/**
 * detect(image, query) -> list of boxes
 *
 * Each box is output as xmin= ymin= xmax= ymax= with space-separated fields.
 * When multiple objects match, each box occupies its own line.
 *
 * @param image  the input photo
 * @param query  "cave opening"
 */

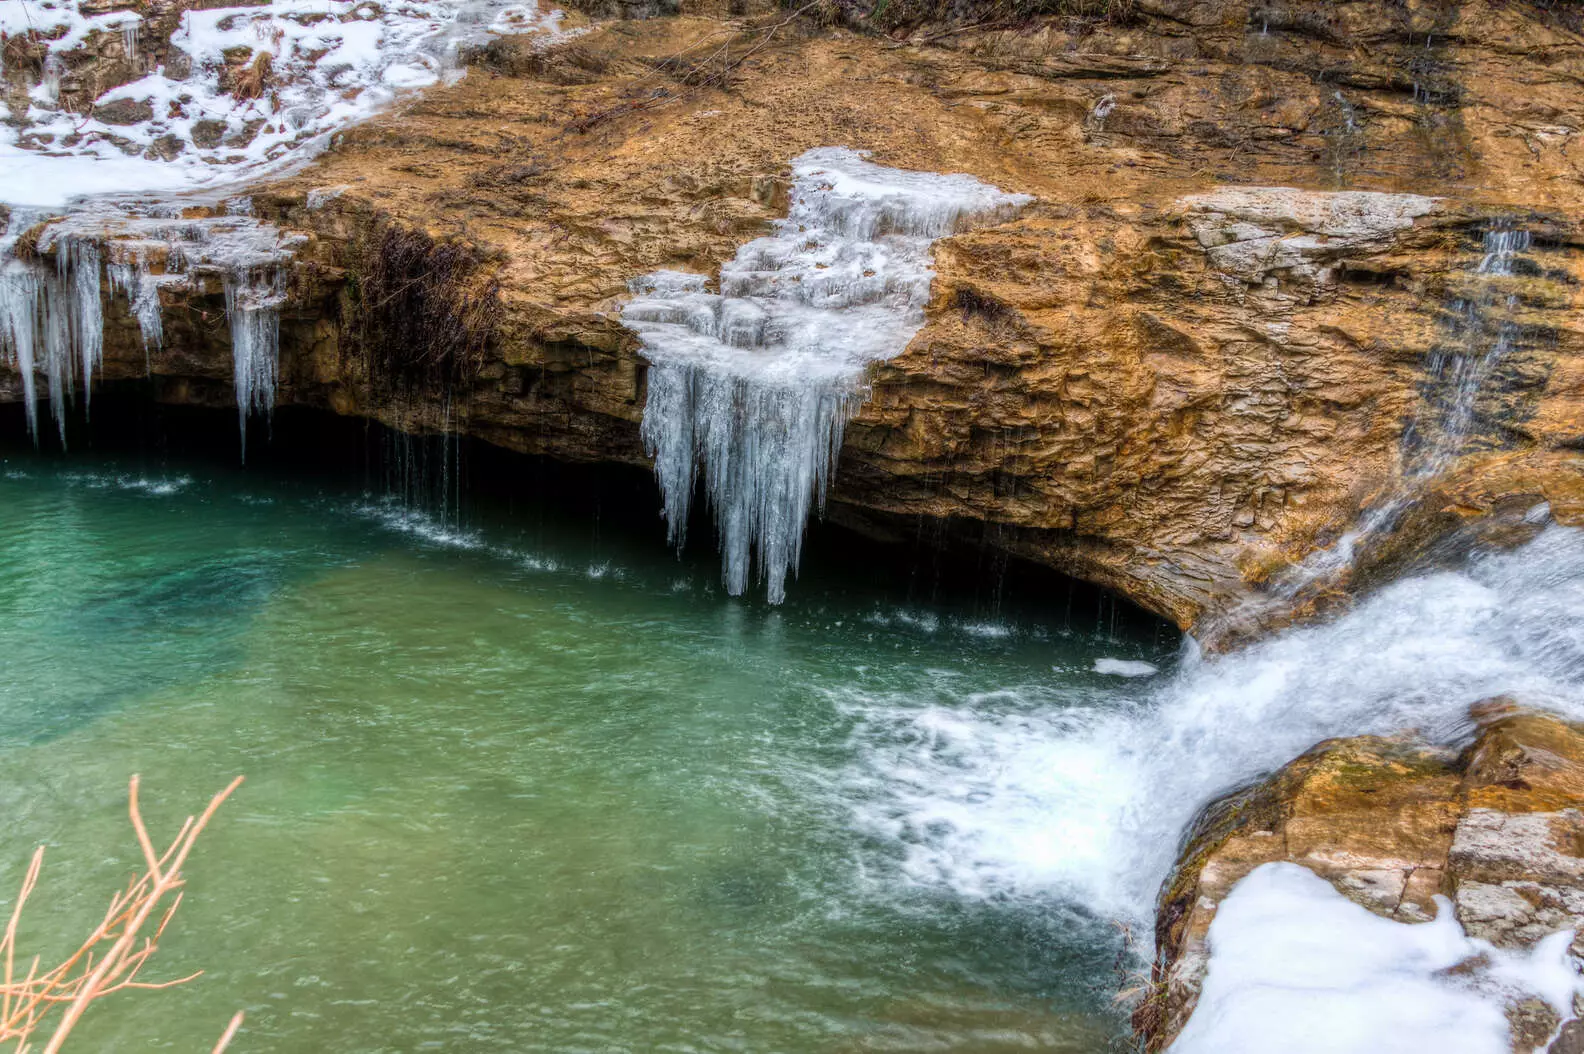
xmin=0 ymin=383 xmax=1178 ymax=653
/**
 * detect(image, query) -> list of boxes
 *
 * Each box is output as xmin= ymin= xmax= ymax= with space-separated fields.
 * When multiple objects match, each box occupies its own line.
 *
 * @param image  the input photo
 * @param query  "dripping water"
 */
xmin=1258 ymin=221 xmax=1534 ymax=600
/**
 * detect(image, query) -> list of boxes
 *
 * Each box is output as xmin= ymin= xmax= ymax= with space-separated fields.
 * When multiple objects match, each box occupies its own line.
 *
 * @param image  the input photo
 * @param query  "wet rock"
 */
xmin=3 ymin=3 xmax=1583 ymax=628
xmin=143 ymin=132 xmax=186 ymax=161
xmin=190 ymin=119 xmax=228 ymax=149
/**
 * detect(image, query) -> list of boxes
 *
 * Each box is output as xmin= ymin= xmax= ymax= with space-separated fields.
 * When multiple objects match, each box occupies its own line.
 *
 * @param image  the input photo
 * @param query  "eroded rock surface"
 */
xmin=4 ymin=0 xmax=1584 ymax=627
xmin=1140 ymin=701 xmax=1584 ymax=1052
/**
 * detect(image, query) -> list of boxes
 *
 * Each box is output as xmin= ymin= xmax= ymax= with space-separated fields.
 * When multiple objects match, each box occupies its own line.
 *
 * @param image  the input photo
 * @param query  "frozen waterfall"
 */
xmin=622 ymin=148 xmax=1031 ymax=603
xmin=0 ymin=206 xmax=301 ymax=447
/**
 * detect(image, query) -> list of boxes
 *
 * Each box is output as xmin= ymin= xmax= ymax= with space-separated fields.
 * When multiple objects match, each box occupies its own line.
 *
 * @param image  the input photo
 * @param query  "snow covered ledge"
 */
xmin=1139 ymin=706 xmax=1584 ymax=1054
xmin=1172 ymin=863 xmax=1581 ymax=1054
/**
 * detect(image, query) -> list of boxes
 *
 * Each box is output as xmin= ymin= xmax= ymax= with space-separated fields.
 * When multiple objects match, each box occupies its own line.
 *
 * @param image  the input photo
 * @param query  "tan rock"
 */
xmin=4 ymin=1 xmax=1584 ymax=631
xmin=1139 ymin=707 xmax=1584 ymax=1052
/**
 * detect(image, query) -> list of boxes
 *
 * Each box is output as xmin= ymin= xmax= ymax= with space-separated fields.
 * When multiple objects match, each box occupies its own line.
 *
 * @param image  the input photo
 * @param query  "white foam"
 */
xmin=351 ymin=498 xmax=484 ymax=550
xmin=625 ymin=148 xmax=1030 ymax=604
xmin=1170 ymin=862 xmax=1583 ymax=1054
xmin=1093 ymin=658 xmax=1159 ymax=677
xmin=843 ymin=525 xmax=1584 ymax=920
xmin=57 ymin=471 xmax=193 ymax=495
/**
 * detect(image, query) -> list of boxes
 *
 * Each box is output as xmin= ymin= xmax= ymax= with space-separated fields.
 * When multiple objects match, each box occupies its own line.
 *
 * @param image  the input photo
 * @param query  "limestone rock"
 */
xmin=4 ymin=1 xmax=1584 ymax=629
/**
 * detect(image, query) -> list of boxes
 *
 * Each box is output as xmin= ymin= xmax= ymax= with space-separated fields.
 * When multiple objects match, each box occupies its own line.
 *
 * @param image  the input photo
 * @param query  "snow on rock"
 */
xmin=622 ymin=147 xmax=1030 ymax=603
xmin=1179 ymin=186 xmax=1440 ymax=286
xmin=1169 ymin=862 xmax=1584 ymax=1054
xmin=0 ymin=0 xmax=579 ymax=208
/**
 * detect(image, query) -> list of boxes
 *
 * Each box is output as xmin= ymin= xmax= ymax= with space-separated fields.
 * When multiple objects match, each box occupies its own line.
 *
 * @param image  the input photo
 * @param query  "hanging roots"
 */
xmin=352 ymin=222 xmax=502 ymax=396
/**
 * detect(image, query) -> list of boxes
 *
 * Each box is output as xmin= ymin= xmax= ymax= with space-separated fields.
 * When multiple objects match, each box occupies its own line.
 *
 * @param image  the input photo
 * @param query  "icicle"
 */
xmin=58 ymin=236 xmax=103 ymax=417
xmin=623 ymin=148 xmax=1030 ymax=603
xmin=120 ymin=17 xmax=140 ymax=59
xmin=3 ymin=205 xmax=301 ymax=448
xmin=40 ymin=54 xmax=64 ymax=104
xmin=0 ymin=262 xmax=42 ymax=439
xmin=106 ymin=259 xmax=164 ymax=354
xmin=224 ymin=266 xmax=285 ymax=458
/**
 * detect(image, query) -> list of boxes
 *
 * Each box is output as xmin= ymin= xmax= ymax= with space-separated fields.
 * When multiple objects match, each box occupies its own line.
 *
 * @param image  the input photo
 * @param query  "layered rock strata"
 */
xmin=3 ymin=0 xmax=1584 ymax=628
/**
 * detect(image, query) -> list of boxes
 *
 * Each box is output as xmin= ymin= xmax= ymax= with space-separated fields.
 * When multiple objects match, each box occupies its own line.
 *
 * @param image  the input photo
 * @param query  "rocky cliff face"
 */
xmin=4 ymin=0 xmax=1584 ymax=629
xmin=1140 ymin=701 xmax=1584 ymax=1052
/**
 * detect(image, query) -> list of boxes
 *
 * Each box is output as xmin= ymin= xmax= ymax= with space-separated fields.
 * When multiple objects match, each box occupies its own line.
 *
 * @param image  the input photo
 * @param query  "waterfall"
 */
xmin=623 ymin=148 xmax=1030 ymax=603
xmin=842 ymin=520 xmax=1584 ymax=919
xmin=0 ymin=206 xmax=302 ymax=447
xmin=1262 ymin=221 xmax=1535 ymax=598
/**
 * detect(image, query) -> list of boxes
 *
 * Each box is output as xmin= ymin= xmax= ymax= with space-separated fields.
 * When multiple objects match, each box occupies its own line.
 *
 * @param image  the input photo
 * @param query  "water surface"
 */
xmin=0 ymin=446 xmax=1166 ymax=1052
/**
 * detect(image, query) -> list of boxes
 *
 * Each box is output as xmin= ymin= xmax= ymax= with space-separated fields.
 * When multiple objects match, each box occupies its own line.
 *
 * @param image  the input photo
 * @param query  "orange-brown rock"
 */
xmin=1139 ymin=701 xmax=1584 ymax=1052
xmin=5 ymin=0 xmax=1584 ymax=628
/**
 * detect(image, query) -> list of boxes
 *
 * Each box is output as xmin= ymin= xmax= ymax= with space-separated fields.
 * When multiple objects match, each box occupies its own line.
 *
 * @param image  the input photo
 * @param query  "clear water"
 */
xmin=0 ymin=442 xmax=1166 ymax=1052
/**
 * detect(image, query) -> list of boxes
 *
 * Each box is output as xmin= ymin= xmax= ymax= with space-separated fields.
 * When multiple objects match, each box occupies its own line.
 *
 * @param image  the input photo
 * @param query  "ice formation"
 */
xmin=0 ymin=206 xmax=302 ymax=444
xmin=623 ymin=148 xmax=1031 ymax=603
xmin=0 ymin=1 xmax=578 ymax=207
xmin=1169 ymin=863 xmax=1583 ymax=1054
xmin=0 ymin=1 xmax=567 ymax=444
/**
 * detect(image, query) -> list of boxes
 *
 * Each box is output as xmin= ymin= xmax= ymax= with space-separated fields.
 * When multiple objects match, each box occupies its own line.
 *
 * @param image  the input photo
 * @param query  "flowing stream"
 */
xmin=0 ymin=433 xmax=1170 ymax=1052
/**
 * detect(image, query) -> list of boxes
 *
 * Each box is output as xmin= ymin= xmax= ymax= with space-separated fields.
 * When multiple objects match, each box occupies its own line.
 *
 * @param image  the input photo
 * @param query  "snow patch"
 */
xmin=1169 ymin=862 xmax=1584 ymax=1054
xmin=0 ymin=1 xmax=580 ymax=208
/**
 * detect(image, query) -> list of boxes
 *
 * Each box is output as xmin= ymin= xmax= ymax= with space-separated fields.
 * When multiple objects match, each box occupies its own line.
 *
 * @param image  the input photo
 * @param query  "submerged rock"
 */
xmin=1139 ymin=702 xmax=1584 ymax=1053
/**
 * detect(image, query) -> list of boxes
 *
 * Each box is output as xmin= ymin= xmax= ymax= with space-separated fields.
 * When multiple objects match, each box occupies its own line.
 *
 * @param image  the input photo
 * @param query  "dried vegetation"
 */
xmin=0 ymin=776 xmax=243 ymax=1053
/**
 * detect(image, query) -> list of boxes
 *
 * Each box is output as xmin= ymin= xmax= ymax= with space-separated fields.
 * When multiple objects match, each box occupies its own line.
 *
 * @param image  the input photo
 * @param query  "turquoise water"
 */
xmin=0 ymin=441 xmax=1167 ymax=1052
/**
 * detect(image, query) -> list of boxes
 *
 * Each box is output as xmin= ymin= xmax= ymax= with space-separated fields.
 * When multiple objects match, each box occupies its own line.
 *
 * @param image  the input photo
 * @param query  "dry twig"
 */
xmin=0 ymin=776 xmax=244 ymax=1052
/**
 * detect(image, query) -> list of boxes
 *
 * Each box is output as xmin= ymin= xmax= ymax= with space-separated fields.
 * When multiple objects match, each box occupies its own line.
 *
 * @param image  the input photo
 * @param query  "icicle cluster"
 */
xmin=225 ymin=266 xmax=287 ymax=456
xmin=0 ymin=206 xmax=301 ymax=446
xmin=622 ymin=148 xmax=1030 ymax=603
xmin=1 ymin=213 xmax=104 ymax=442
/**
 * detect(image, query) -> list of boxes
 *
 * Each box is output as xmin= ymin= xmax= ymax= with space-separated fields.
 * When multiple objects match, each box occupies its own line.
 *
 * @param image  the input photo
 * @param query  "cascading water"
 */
xmin=1257 ymin=221 xmax=1535 ymax=600
xmin=843 ymin=520 xmax=1584 ymax=925
xmin=623 ymin=148 xmax=1030 ymax=603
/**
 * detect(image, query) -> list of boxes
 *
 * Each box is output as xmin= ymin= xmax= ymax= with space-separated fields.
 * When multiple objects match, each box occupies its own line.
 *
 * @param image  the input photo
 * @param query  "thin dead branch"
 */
xmin=0 ymin=776 xmax=245 ymax=1052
